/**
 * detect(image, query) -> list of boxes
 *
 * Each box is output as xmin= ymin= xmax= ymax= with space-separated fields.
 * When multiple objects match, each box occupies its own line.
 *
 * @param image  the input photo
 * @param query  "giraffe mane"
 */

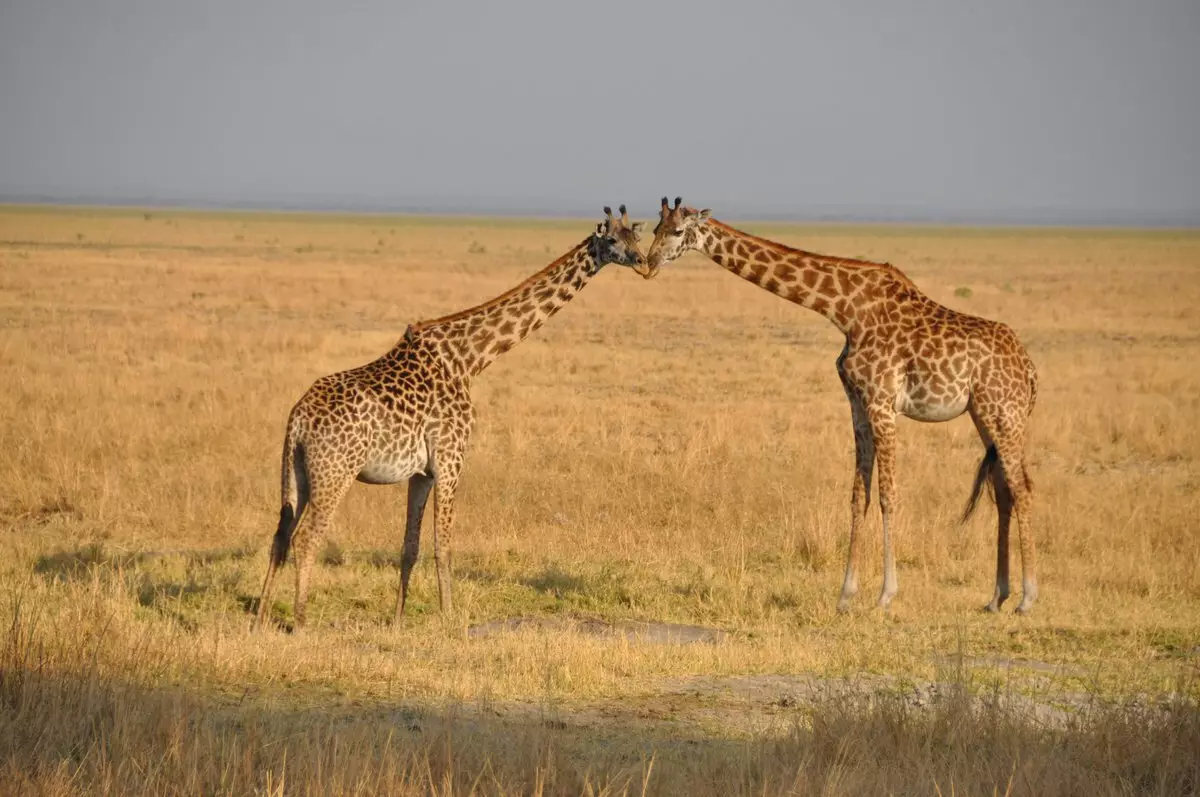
xmin=705 ymin=218 xmax=917 ymax=289
xmin=410 ymin=238 xmax=589 ymax=331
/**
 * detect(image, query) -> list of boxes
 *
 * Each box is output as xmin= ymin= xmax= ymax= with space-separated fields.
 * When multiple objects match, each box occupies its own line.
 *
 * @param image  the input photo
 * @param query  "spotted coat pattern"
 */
xmin=647 ymin=198 xmax=1039 ymax=615
xmin=256 ymin=208 xmax=648 ymax=628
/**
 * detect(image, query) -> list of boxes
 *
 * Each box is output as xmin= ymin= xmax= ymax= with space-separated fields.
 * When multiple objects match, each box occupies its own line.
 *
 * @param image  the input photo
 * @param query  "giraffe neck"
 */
xmin=412 ymin=239 xmax=598 ymax=378
xmin=696 ymin=220 xmax=909 ymax=335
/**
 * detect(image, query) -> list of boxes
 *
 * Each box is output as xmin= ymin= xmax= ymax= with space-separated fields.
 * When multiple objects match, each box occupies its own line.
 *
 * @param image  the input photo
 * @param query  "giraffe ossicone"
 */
xmin=255 ymin=207 xmax=649 ymax=630
xmin=647 ymin=197 xmax=1040 ymax=615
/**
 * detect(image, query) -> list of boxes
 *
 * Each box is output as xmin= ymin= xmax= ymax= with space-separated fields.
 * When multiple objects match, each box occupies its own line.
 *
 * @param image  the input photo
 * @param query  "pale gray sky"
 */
xmin=1 ymin=1 xmax=1197 ymax=224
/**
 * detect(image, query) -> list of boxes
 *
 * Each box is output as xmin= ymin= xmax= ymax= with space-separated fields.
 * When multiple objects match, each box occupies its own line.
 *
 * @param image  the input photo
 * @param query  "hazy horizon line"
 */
xmin=2 ymin=192 xmax=1197 ymax=229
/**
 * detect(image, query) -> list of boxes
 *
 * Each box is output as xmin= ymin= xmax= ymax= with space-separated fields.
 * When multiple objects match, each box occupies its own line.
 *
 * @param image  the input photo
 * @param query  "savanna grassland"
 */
xmin=1 ymin=205 xmax=1198 ymax=795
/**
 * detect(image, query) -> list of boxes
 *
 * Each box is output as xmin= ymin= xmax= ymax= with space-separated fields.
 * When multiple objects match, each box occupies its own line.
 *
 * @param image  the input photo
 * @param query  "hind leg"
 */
xmin=968 ymin=411 xmax=1011 ymax=613
xmin=987 ymin=471 xmax=1014 ymax=613
xmin=1003 ymin=449 xmax=1037 ymax=614
xmin=292 ymin=473 xmax=353 ymax=630
xmin=837 ymin=384 xmax=875 ymax=613
xmin=973 ymin=410 xmax=1036 ymax=614
xmin=395 ymin=472 xmax=434 ymax=624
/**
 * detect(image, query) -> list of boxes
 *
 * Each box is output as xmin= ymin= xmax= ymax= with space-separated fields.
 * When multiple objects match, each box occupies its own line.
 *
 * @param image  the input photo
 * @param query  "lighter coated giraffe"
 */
xmin=256 ymin=207 xmax=648 ymax=629
xmin=646 ymin=197 xmax=1039 ymax=614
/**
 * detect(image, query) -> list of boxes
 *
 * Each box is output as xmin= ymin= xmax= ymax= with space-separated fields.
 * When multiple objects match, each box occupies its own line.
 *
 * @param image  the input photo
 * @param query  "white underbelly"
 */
xmin=896 ymin=390 xmax=970 ymax=423
xmin=356 ymin=438 xmax=430 ymax=485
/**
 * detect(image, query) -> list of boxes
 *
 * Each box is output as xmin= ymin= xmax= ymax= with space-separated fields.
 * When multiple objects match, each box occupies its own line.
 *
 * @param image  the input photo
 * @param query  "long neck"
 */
xmin=695 ymin=220 xmax=913 ymax=334
xmin=413 ymin=239 xmax=598 ymax=378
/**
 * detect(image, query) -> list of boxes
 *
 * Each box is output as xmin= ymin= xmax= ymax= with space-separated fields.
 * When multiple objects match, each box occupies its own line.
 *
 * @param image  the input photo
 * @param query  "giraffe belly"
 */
xmin=896 ymin=389 xmax=969 ymax=423
xmin=356 ymin=440 xmax=431 ymax=485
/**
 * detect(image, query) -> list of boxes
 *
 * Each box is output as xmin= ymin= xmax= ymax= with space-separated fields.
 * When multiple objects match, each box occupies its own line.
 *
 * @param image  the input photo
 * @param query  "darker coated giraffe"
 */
xmin=646 ymin=197 xmax=1039 ymax=614
xmin=256 ymin=207 xmax=648 ymax=629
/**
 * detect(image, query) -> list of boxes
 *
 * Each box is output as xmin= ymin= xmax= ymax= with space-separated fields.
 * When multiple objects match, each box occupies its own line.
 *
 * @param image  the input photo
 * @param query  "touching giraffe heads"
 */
xmin=591 ymin=205 xmax=651 ymax=277
xmin=645 ymin=196 xmax=712 ymax=276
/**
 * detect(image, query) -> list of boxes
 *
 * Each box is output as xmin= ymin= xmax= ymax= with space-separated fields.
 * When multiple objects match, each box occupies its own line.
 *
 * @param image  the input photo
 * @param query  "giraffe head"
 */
xmin=590 ymin=205 xmax=650 ymax=278
xmin=644 ymin=196 xmax=712 ymax=277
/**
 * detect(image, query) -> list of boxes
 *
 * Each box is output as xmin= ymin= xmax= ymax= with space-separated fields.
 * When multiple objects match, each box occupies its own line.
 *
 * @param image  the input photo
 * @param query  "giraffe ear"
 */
xmin=696 ymin=209 xmax=712 ymax=221
xmin=631 ymin=221 xmax=646 ymax=233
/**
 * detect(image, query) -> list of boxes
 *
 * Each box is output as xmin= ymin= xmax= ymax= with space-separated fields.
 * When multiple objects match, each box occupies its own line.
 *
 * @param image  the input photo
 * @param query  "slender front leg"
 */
xmin=433 ymin=471 xmax=460 ymax=615
xmin=395 ymin=472 xmax=434 ymax=624
xmin=869 ymin=408 xmax=899 ymax=609
xmin=838 ymin=389 xmax=875 ymax=614
xmin=430 ymin=402 xmax=472 ymax=617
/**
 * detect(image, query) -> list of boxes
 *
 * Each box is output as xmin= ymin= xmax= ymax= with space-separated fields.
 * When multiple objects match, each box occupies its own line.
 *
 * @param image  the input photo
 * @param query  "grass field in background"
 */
xmin=1 ymin=205 xmax=1197 ymax=794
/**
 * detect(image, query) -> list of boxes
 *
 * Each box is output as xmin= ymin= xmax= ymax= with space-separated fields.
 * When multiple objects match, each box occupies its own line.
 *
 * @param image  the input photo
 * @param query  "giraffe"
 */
xmin=256 ymin=206 xmax=649 ymax=629
xmin=645 ymin=197 xmax=1039 ymax=614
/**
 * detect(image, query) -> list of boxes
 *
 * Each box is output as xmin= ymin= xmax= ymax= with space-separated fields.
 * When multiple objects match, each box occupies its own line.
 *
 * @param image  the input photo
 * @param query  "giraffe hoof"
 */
xmin=983 ymin=587 xmax=1009 ymax=613
xmin=1014 ymin=588 xmax=1037 ymax=615
xmin=836 ymin=599 xmax=852 ymax=615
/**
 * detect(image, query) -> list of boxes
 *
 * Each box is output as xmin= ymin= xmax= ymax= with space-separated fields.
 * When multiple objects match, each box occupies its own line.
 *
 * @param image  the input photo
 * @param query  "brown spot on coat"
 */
xmin=818 ymin=274 xmax=839 ymax=298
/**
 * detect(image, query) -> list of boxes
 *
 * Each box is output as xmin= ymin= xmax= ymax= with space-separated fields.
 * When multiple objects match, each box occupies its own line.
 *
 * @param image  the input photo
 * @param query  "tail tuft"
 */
xmin=271 ymin=504 xmax=295 ymax=566
xmin=961 ymin=445 xmax=998 ymax=523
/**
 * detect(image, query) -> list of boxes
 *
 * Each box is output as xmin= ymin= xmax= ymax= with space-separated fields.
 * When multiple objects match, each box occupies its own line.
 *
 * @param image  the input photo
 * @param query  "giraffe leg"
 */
xmin=967 ymin=411 xmax=1011 ymax=613
xmin=974 ymin=411 xmax=1037 ymax=614
xmin=432 ymin=470 xmax=460 ymax=615
xmin=837 ymin=389 xmax=874 ymax=614
xmin=292 ymin=474 xmax=353 ymax=630
xmin=395 ymin=472 xmax=434 ymax=624
xmin=291 ymin=509 xmax=326 ymax=631
xmin=997 ymin=444 xmax=1037 ymax=614
xmin=870 ymin=408 xmax=900 ymax=609
xmin=986 ymin=467 xmax=1014 ymax=612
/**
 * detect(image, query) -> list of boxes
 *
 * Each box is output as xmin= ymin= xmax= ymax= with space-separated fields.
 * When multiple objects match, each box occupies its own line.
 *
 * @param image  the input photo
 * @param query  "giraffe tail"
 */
xmin=1026 ymin=358 xmax=1040 ymax=412
xmin=256 ymin=422 xmax=307 ymax=626
xmin=270 ymin=422 xmax=306 ymax=567
xmin=961 ymin=445 xmax=998 ymax=523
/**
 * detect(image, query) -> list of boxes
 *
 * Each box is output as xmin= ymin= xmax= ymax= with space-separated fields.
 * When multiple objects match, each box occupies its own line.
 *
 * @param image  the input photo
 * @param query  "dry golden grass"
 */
xmin=1 ymin=204 xmax=1198 ymax=794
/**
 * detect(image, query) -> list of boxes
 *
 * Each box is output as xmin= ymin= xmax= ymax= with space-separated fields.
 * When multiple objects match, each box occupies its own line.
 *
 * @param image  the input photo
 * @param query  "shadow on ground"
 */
xmin=2 ymin=652 xmax=1196 ymax=797
xmin=468 ymin=615 xmax=729 ymax=645
xmin=33 ymin=543 xmax=255 ymax=582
